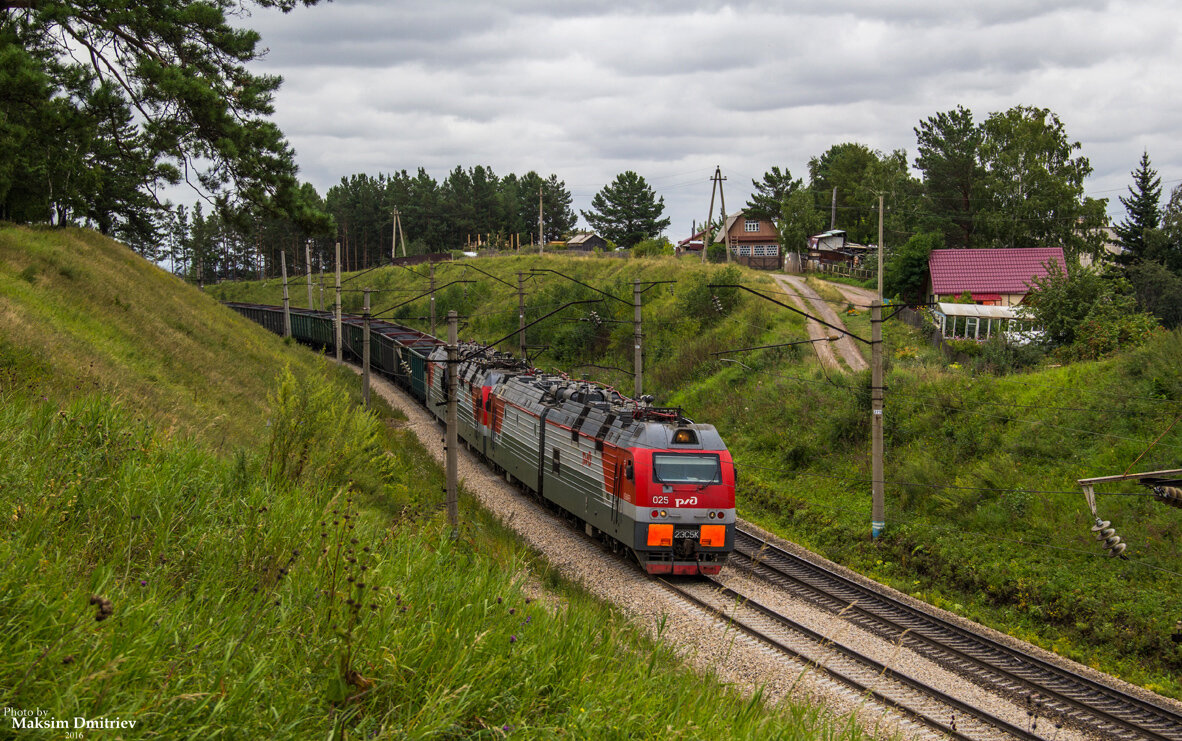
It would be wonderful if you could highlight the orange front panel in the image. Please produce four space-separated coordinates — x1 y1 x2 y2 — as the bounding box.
699 525 726 548
646 524 673 547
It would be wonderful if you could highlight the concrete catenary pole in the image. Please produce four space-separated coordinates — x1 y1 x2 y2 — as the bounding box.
334 241 342 362
877 194 885 299
538 185 545 255
633 279 643 399
429 262 437 337
305 240 314 309
362 288 371 409
445 311 459 532
517 271 526 360
871 300 884 539
280 251 292 338
871 194 885 539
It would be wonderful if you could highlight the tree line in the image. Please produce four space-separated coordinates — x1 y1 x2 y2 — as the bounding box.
4 0 1176 306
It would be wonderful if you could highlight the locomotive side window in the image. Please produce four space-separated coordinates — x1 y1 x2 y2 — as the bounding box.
552 448 561 474
652 453 721 484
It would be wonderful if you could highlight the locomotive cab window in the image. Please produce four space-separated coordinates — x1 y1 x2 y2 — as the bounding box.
652 453 721 485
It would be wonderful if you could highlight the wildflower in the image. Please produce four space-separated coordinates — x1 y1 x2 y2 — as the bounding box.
497 597 502 604
509 635 517 643
139 580 147 587
509 608 515 615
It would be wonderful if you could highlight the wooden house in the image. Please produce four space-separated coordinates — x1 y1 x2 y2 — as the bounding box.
713 212 782 269
566 233 608 251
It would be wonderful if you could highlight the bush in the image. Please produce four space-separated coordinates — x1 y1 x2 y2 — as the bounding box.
678 266 740 325
631 237 673 257
973 335 1045 374
706 243 727 263
1024 261 1161 358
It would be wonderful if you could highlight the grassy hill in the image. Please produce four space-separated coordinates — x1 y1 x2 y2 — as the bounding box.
0 226 856 739
212 251 1182 698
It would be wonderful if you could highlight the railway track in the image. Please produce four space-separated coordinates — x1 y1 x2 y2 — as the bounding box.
728 526 1182 741
659 577 1034 740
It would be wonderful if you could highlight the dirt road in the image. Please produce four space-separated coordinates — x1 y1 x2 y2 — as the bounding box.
772 274 869 373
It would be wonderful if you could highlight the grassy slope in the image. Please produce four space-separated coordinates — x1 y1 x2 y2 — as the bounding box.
0 226 856 739
214 252 1182 697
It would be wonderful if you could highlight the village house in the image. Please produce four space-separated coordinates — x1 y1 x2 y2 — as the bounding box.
712 212 782 269
927 247 1067 342
927 247 1066 306
806 229 875 269
565 233 608 251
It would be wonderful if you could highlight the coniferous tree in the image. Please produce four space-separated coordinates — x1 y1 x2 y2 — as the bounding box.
1113 151 1162 264
2 0 330 236
581 172 670 249
745 167 801 223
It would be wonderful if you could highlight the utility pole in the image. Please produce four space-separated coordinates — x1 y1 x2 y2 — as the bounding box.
717 168 731 264
391 207 407 259
633 279 643 398
280 251 292 338
362 288 371 409
830 187 837 230
305 240 314 309
871 194 885 540
518 271 526 359
429 262 437 337
445 310 459 532
702 167 721 264
538 184 545 255
334 241 342 362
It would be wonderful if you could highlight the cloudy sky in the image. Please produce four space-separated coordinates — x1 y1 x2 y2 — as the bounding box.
242 0 1182 240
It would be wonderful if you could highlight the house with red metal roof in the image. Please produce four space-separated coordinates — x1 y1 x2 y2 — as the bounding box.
927 247 1067 307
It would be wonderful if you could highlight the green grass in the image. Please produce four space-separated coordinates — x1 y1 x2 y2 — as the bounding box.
214 251 1182 698
1 226 865 738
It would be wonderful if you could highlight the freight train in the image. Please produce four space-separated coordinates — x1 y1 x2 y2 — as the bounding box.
226 302 735 575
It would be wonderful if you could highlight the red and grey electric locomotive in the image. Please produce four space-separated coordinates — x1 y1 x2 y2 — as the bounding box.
223 302 736 575
426 344 735 575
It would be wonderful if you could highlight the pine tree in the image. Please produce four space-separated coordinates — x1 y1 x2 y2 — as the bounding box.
1114 151 1162 264
581 172 670 248
745 167 800 223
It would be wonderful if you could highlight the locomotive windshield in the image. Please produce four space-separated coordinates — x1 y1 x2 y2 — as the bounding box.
652 453 721 484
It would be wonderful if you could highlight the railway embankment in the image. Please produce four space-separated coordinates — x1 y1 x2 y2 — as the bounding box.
0 225 863 738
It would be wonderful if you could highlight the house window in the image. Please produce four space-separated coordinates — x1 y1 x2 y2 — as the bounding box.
744 219 759 232
737 245 752 256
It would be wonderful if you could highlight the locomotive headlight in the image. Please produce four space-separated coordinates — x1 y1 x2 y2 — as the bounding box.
708 511 715 519
660 510 667 518
672 428 698 444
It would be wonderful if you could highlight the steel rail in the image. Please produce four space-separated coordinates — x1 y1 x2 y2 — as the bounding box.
733 526 1182 741
659 577 1036 740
